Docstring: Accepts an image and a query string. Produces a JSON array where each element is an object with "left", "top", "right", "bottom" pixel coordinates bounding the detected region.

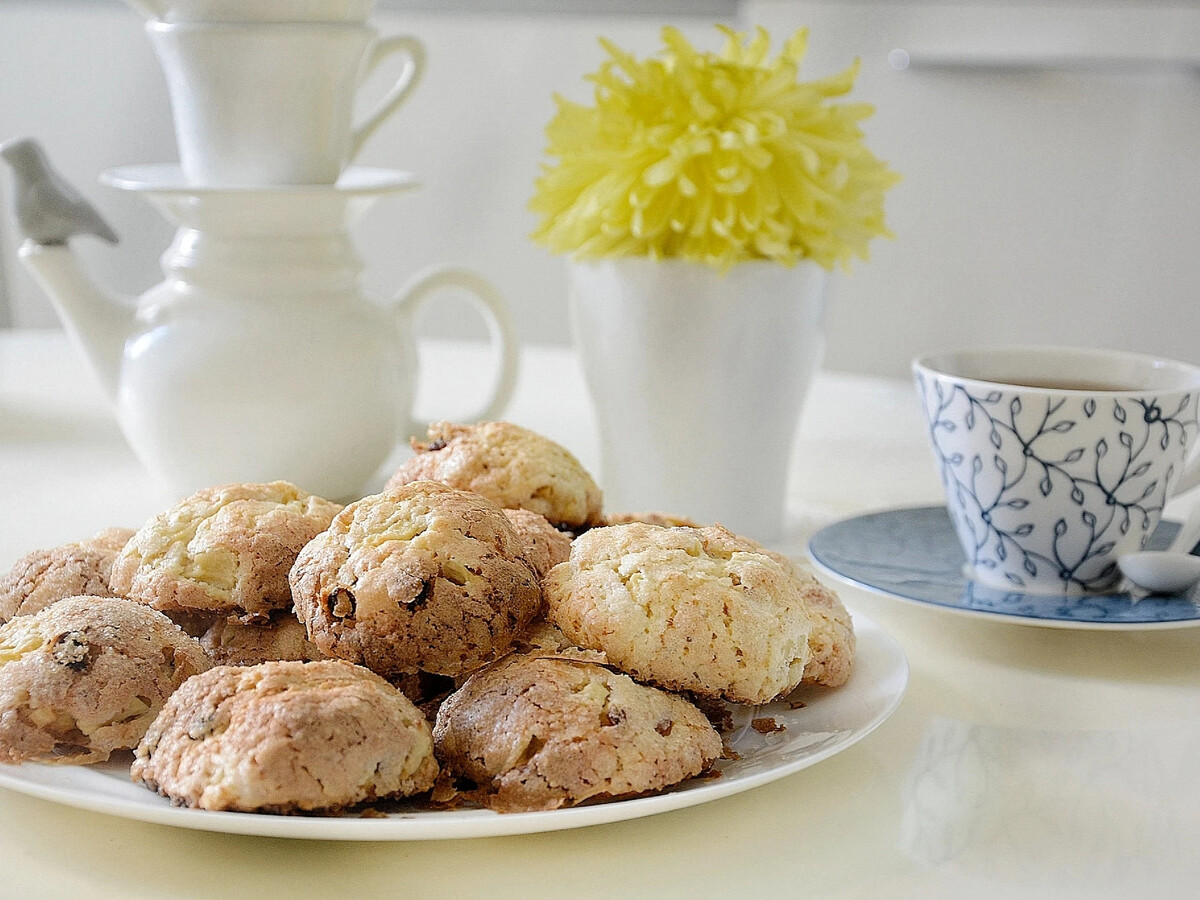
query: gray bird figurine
[{"left": 0, "top": 137, "right": 119, "bottom": 246}]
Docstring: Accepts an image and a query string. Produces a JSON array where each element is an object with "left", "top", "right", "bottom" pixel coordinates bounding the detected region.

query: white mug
[
  {"left": 915, "top": 346, "right": 1200, "bottom": 594},
  {"left": 127, "top": 0, "right": 376, "bottom": 23},
  {"left": 147, "top": 20, "right": 424, "bottom": 185}
]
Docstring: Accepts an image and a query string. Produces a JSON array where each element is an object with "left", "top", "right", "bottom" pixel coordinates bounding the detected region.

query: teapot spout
[
  {"left": 18, "top": 242, "right": 134, "bottom": 401},
  {"left": 2, "top": 138, "right": 133, "bottom": 401}
]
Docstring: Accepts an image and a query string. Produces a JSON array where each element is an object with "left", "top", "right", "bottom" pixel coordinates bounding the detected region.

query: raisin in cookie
[
  {"left": 503, "top": 508, "right": 571, "bottom": 579},
  {"left": 132, "top": 660, "right": 438, "bottom": 813},
  {"left": 0, "top": 527, "right": 135, "bottom": 624},
  {"left": 199, "top": 613, "right": 324, "bottom": 667},
  {"left": 434, "top": 654, "right": 721, "bottom": 812},
  {"left": 111, "top": 482, "right": 341, "bottom": 623},
  {"left": 386, "top": 422, "right": 603, "bottom": 529},
  {"left": 0, "top": 596, "right": 210, "bottom": 764},
  {"left": 544, "top": 523, "right": 816, "bottom": 705},
  {"left": 290, "top": 482, "right": 541, "bottom": 678}
]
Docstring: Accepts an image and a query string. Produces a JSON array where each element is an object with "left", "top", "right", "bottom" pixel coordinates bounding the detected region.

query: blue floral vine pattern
[{"left": 916, "top": 373, "right": 1199, "bottom": 592}]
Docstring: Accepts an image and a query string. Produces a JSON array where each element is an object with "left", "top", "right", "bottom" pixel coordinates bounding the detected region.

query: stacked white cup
[{"left": 129, "top": 0, "right": 425, "bottom": 185}]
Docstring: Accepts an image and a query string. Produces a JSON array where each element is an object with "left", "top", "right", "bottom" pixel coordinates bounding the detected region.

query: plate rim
[
  {"left": 807, "top": 504, "right": 1200, "bottom": 632},
  {"left": 0, "top": 610, "right": 908, "bottom": 841}
]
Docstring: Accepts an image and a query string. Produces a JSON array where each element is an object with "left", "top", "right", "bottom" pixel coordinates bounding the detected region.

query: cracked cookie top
[
  {"left": 110, "top": 482, "right": 341, "bottom": 623},
  {"left": 544, "top": 523, "right": 817, "bottom": 705},
  {"left": 433, "top": 653, "right": 721, "bottom": 812},
  {"left": 0, "top": 527, "right": 135, "bottom": 624},
  {"left": 132, "top": 659, "right": 438, "bottom": 813},
  {"left": 385, "top": 422, "right": 604, "bottom": 529},
  {"left": 0, "top": 596, "right": 211, "bottom": 764},
  {"left": 290, "top": 482, "right": 542, "bottom": 678}
]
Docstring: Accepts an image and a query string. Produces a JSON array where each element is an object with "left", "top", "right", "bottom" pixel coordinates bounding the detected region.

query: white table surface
[{"left": 2, "top": 329, "right": 1199, "bottom": 899}]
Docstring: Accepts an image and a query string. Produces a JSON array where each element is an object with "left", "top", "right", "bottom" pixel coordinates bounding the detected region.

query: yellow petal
[{"left": 530, "top": 24, "right": 898, "bottom": 271}]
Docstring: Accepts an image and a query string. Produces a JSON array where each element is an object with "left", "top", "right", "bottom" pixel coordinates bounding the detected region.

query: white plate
[{"left": 0, "top": 612, "right": 907, "bottom": 841}]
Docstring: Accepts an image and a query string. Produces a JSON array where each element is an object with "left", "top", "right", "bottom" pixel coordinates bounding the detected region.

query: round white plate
[
  {"left": 809, "top": 506, "right": 1200, "bottom": 630},
  {"left": 0, "top": 612, "right": 906, "bottom": 841}
]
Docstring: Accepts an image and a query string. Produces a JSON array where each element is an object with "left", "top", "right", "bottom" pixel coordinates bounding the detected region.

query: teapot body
[
  {"left": 117, "top": 220, "right": 414, "bottom": 501},
  {"left": 119, "top": 278, "right": 415, "bottom": 502}
]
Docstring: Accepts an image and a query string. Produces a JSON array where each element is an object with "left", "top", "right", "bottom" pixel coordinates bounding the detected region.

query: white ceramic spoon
[{"left": 1118, "top": 497, "right": 1200, "bottom": 594}]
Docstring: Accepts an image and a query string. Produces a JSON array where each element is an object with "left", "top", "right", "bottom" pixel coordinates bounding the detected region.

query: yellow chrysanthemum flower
[{"left": 530, "top": 26, "right": 899, "bottom": 271}]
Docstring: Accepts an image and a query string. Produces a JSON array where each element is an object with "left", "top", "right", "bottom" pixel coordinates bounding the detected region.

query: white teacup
[
  {"left": 914, "top": 346, "right": 1200, "bottom": 594},
  {"left": 127, "top": 0, "right": 376, "bottom": 24},
  {"left": 147, "top": 21, "right": 424, "bottom": 185}
]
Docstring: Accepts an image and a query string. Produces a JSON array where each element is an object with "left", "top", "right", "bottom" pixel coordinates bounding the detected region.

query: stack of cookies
[{"left": 0, "top": 421, "right": 854, "bottom": 814}]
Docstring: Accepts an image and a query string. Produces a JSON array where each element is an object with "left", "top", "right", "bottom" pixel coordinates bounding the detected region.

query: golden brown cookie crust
[
  {"left": 756, "top": 548, "right": 855, "bottom": 688},
  {"left": 544, "top": 523, "right": 815, "bottom": 705},
  {"left": 0, "top": 527, "right": 135, "bottom": 624},
  {"left": 605, "top": 512, "right": 701, "bottom": 528},
  {"left": 0, "top": 596, "right": 211, "bottom": 764},
  {"left": 110, "top": 482, "right": 341, "bottom": 623},
  {"left": 433, "top": 654, "right": 721, "bottom": 812},
  {"left": 200, "top": 613, "right": 325, "bottom": 667},
  {"left": 511, "top": 619, "right": 609, "bottom": 665},
  {"left": 503, "top": 508, "right": 572, "bottom": 579},
  {"left": 132, "top": 660, "right": 438, "bottom": 813},
  {"left": 290, "top": 482, "right": 542, "bottom": 678},
  {"left": 385, "top": 422, "right": 603, "bottom": 529}
]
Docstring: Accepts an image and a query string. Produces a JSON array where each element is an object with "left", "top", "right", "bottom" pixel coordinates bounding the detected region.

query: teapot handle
[{"left": 390, "top": 267, "right": 519, "bottom": 440}]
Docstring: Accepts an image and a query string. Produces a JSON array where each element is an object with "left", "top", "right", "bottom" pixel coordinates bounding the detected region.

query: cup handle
[
  {"left": 1171, "top": 442, "right": 1200, "bottom": 495},
  {"left": 390, "top": 267, "right": 520, "bottom": 439},
  {"left": 350, "top": 34, "right": 426, "bottom": 162}
]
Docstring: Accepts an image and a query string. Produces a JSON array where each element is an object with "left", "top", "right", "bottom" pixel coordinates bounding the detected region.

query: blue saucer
[{"left": 808, "top": 506, "right": 1200, "bottom": 629}]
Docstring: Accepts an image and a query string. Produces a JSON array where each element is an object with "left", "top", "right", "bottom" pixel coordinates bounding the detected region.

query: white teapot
[{"left": 2, "top": 141, "right": 517, "bottom": 501}]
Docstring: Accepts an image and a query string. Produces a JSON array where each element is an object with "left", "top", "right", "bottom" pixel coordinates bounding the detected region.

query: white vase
[{"left": 567, "top": 257, "right": 828, "bottom": 542}]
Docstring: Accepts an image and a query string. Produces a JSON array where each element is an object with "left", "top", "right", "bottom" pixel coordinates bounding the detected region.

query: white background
[{"left": 2, "top": 0, "right": 1199, "bottom": 377}]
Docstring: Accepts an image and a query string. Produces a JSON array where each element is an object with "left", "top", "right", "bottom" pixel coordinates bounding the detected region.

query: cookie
[
  {"left": 757, "top": 549, "right": 855, "bottom": 688},
  {"left": 290, "top": 482, "right": 541, "bottom": 678},
  {"left": 605, "top": 512, "right": 701, "bottom": 528},
  {"left": 544, "top": 523, "right": 815, "bottom": 705},
  {"left": 0, "top": 527, "right": 135, "bottom": 623},
  {"left": 0, "top": 596, "right": 210, "bottom": 764},
  {"left": 199, "top": 613, "right": 324, "bottom": 667},
  {"left": 503, "top": 508, "right": 571, "bottom": 579},
  {"left": 385, "top": 422, "right": 603, "bottom": 529},
  {"left": 163, "top": 610, "right": 220, "bottom": 639},
  {"left": 511, "top": 619, "right": 608, "bottom": 665},
  {"left": 132, "top": 660, "right": 438, "bottom": 813},
  {"left": 110, "top": 482, "right": 341, "bottom": 623},
  {"left": 433, "top": 654, "right": 721, "bottom": 812},
  {"left": 389, "top": 671, "right": 459, "bottom": 724}
]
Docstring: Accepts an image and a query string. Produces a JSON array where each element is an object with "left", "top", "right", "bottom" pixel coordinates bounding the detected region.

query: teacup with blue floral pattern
[{"left": 915, "top": 347, "right": 1200, "bottom": 594}]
